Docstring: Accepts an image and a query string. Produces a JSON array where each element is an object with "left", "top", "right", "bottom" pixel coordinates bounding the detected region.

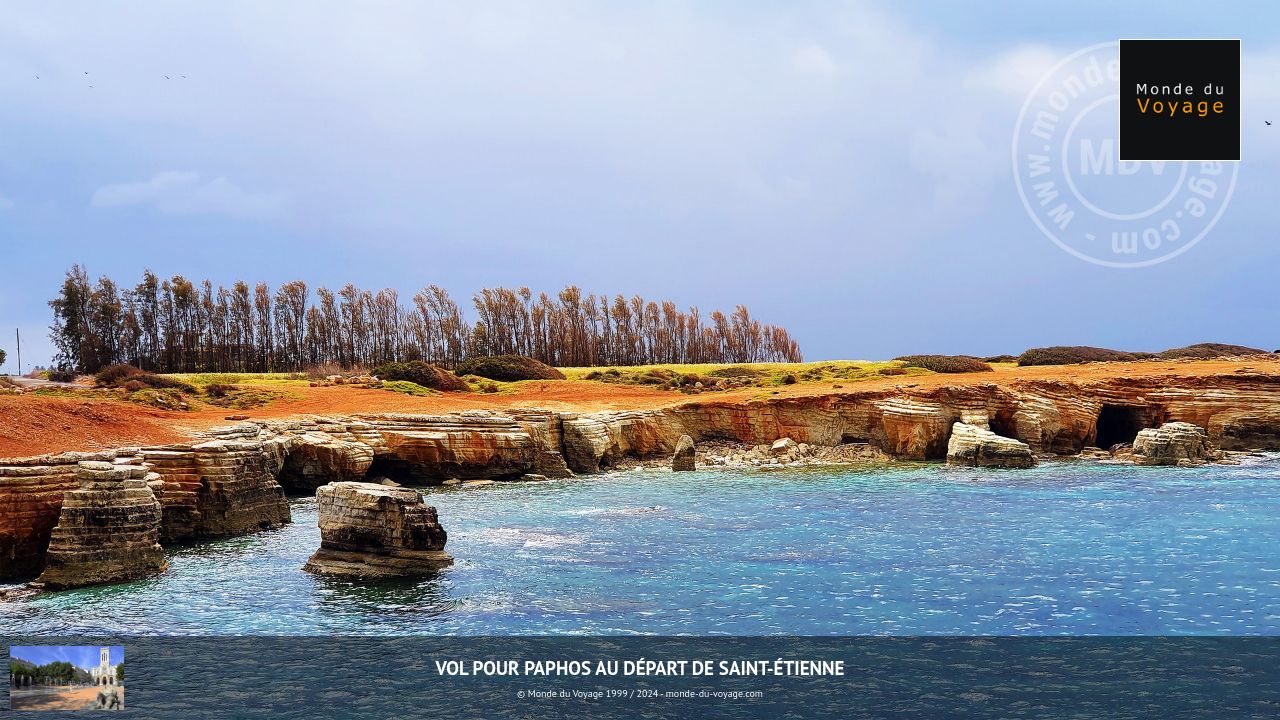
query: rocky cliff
[
  {"left": 0, "top": 449, "right": 138, "bottom": 578},
  {"left": 35, "top": 461, "right": 168, "bottom": 589},
  {"left": 3, "top": 369, "right": 1280, "bottom": 581},
  {"left": 303, "top": 481, "right": 452, "bottom": 578}
]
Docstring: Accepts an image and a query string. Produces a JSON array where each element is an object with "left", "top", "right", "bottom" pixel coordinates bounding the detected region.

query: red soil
[{"left": 2, "top": 357, "right": 1276, "bottom": 458}]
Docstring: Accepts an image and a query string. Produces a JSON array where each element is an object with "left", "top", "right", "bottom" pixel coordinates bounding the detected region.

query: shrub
[
  {"left": 1157, "top": 343, "right": 1269, "bottom": 359},
  {"left": 1016, "top": 346, "right": 1140, "bottom": 366},
  {"left": 126, "top": 388, "right": 189, "bottom": 410},
  {"left": 708, "top": 366, "right": 767, "bottom": 379},
  {"left": 95, "top": 364, "right": 145, "bottom": 386},
  {"left": 140, "top": 375, "right": 197, "bottom": 392},
  {"left": 635, "top": 369, "right": 675, "bottom": 385},
  {"left": 379, "top": 380, "right": 438, "bottom": 397},
  {"left": 94, "top": 364, "right": 196, "bottom": 393},
  {"left": 454, "top": 355, "right": 565, "bottom": 381},
  {"left": 47, "top": 369, "right": 77, "bottom": 382},
  {"left": 372, "top": 361, "right": 470, "bottom": 392},
  {"left": 894, "top": 355, "right": 993, "bottom": 373},
  {"left": 779, "top": 373, "right": 798, "bottom": 385},
  {"left": 981, "top": 354, "right": 1018, "bottom": 364},
  {"left": 205, "top": 383, "right": 235, "bottom": 398},
  {"left": 879, "top": 367, "right": 907, "bottom": 376},
  {"left": 305, "top": 362, "right": 363, "bottom": 380}
]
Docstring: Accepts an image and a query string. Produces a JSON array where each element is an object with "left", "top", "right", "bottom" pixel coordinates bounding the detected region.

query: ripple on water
[{"left": 5, "top": 461, "right": 1280, "bottom": 635}]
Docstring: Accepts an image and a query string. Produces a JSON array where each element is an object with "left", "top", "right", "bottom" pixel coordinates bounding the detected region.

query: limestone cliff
[
  {"left": 4, "top": 369, "right": 1280, "bottom": 581},
  {"left": 0, "top": 450, "right": 137, "bottom": 579},
  {"left": 35, "top": 461, "right": 168, "bottom": 589},
  {"left": 303, "top": 481, "right": 452, "bottom": 578}
]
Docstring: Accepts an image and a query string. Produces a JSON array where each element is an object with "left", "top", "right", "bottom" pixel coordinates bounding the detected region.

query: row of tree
[
  {"left": 9, "top": 658, "right": 93, "bottom": 685},
  {"left": 48, "top": 266, "right": 803, "bottom": 373}
]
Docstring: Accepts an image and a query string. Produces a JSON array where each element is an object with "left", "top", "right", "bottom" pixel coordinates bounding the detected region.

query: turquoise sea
[{"left": 6, "top": 458, "right": 1280, "bottom": 636}]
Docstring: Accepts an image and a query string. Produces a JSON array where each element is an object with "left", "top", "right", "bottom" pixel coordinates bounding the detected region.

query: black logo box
[{"left": 1119, "top": 39, "right": 1240, "bottom": 161}]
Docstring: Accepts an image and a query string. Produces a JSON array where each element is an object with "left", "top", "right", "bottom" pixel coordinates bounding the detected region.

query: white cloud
[
  {"left": 792, "top": 43, "right": 841, "bottom": 77},
  {"left": 90, "top": 171, "right": 285, "bottom": 220},
  {"left": 963, "top": 44, "right": 1061, "bottom": 97}
]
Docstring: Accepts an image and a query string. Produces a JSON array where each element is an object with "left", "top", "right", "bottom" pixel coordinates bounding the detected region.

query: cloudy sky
[{"left": 1, "top": 1, "right": 1277, "bottom": 369}]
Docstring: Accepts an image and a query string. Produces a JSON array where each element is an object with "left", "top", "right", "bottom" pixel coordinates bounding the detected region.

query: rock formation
[
  {"left": 0, "top": 450, "right": 119, "bottom": 579},
  {"left": 142, "top": 438, "right": 291, "bottom": 542},
  {"left": 35, "top": 461, "right": 168, "bottom": 589},
  {"left": 277, "top": 432, "right": 374, "bottom": 492},
  {"left": 770, "top": 437, "right": 799, "bottom": 456},
  {"left": 6, "top": 368, "right": 1280, "bottom": 581},
  {"left": 1132, "top": 422, "right": 1222, "bottom": 466},
  {"left": 672, "top": 435, "right": 696, "bottom": 471},
  {"left": 303, "top": 482, "right": 453, "bottom": 578},
  {"left": 946, "top": 422, "right": 1036, "bottom": 469},
  {"left": 366, "top": 413, "right": 536, "bottom": 481}
]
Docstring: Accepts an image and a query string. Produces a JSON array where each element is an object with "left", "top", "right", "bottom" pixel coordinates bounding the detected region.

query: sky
[
  {"left": 1, "top": 1, "right": 1278, "bottom": 370},
  {"left": 10, "top": 645, "right": 123, "bottom": 670}
]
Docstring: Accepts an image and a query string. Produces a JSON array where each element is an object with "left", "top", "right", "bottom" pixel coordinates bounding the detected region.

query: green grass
[
  {"left": 165, "top": 372, "right": 313, "bottom": 389},
  {"left": 559, "top": 360, "right": 927, "bottom": 387},
  {"left": 149, "top": 360, "right": 935, "bottom": 402},
  {"left": 203, "top": 387, "right": 286, "bottom": 409},
  {"left": 379, "top": 380, "right": 440, "bottom": 397}
]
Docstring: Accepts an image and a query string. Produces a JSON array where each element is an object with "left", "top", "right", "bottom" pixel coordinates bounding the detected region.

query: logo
[
  {"left": 1013, "top": 41, "right": 1238, "bottom": 268},
  {"left": 1119, "top": 39, "right": 1240, "bottom": 161}
]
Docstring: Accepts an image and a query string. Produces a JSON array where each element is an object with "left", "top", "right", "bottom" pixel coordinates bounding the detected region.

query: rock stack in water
[
  {"left": 303, "top": 482, "right": 453, "bottom": 579},
  {"left": 1132, "top": 422, "right": 1222, "bottom": 465},
  {"left": 36, "top": 461, "right": 168, "bottom": 589},
  {"left": 671, "top": 435, "right": 696, "bottom": 471},
  {"left": 946, "top": 422, "right": 1036, "bottom": 469}
]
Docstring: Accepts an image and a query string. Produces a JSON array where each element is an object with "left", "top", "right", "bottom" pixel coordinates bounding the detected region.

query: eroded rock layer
[
  {"left": 1132, "top": 422, "right": 1222, "bottom": 466},
  {"left": 35, "top": 461, "right": 168, "bottom": 589},
  {"left": 0, "top": 450, "right": 134, "bottom": 579},
  {"left": 303, "top": 481, "right": 452, "bottom": 578},
  {"left": 946, "top": 422, "right": 1036, "bottom": 469},
  {"left": 4, "top": 369, "right": 1280, "bottom": 579}
]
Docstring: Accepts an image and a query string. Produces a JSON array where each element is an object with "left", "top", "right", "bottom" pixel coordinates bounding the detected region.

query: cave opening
[
  {"left": 1094, "top": 404, "right": 1151, "bottom": 449},
  {"left": 988, "top": 411, "right": 1018, "bottom": 439}
]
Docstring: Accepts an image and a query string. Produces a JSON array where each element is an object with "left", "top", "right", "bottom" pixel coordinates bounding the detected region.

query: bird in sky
[
  {"left": 1267, "top": 120, "right": 1273, "bottom": 126},
  {"left": 164, "top": 75, "right": 170, "bottom": 79}
]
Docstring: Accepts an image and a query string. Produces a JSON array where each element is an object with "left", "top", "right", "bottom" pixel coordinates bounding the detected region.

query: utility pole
[{"left": 15, "top": 328, "right": 21, "bottom": 376}]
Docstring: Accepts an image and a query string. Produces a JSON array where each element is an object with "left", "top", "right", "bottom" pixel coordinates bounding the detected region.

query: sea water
[{"left": 6, "top": 458, "right": 1280, "bottom": 636}]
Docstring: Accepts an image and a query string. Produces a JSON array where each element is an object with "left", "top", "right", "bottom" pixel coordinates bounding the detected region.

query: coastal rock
[
  {"left": 8, "top": 364, "right": 1280, "bottom": 585},
  {"left": 672, "top": 435, "right": 696, "bottom": 471},
  {"left": 144, "top": 439, "right": 291, "bottom": 541},
  {"left": 1132, "top": 422, "right": 1221, "bottom": 466},
  {"left": 0, "top": 449, "right": 134, "bottom": 580},
  {"left": 510, "top": 410, "right": 574, "bottom": 478},
  {"left": 303, "top": 482, "right": 453, "bottom": 578},
  {"left": 770, "top": 437, "right": 798, "bottom": 456},
  {"left": 277, "top": 432, "right": 374, "bottom": 492},
  {"left": 561, "top": 410, "right": 678, "bottom": 473},
  {"left": 946, "top": 422, "right": 1035, "bottom": 469},
  {"left": 35, "top": 461, "right": 167, "bottom": 589},
  {"left": 366, "top": 413, "right": 536, "bottom": 481}
]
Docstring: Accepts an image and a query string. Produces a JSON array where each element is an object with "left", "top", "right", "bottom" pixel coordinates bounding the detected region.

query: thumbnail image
[{"left": 9, "top": 646, "right": 124, "bottom": 711}]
